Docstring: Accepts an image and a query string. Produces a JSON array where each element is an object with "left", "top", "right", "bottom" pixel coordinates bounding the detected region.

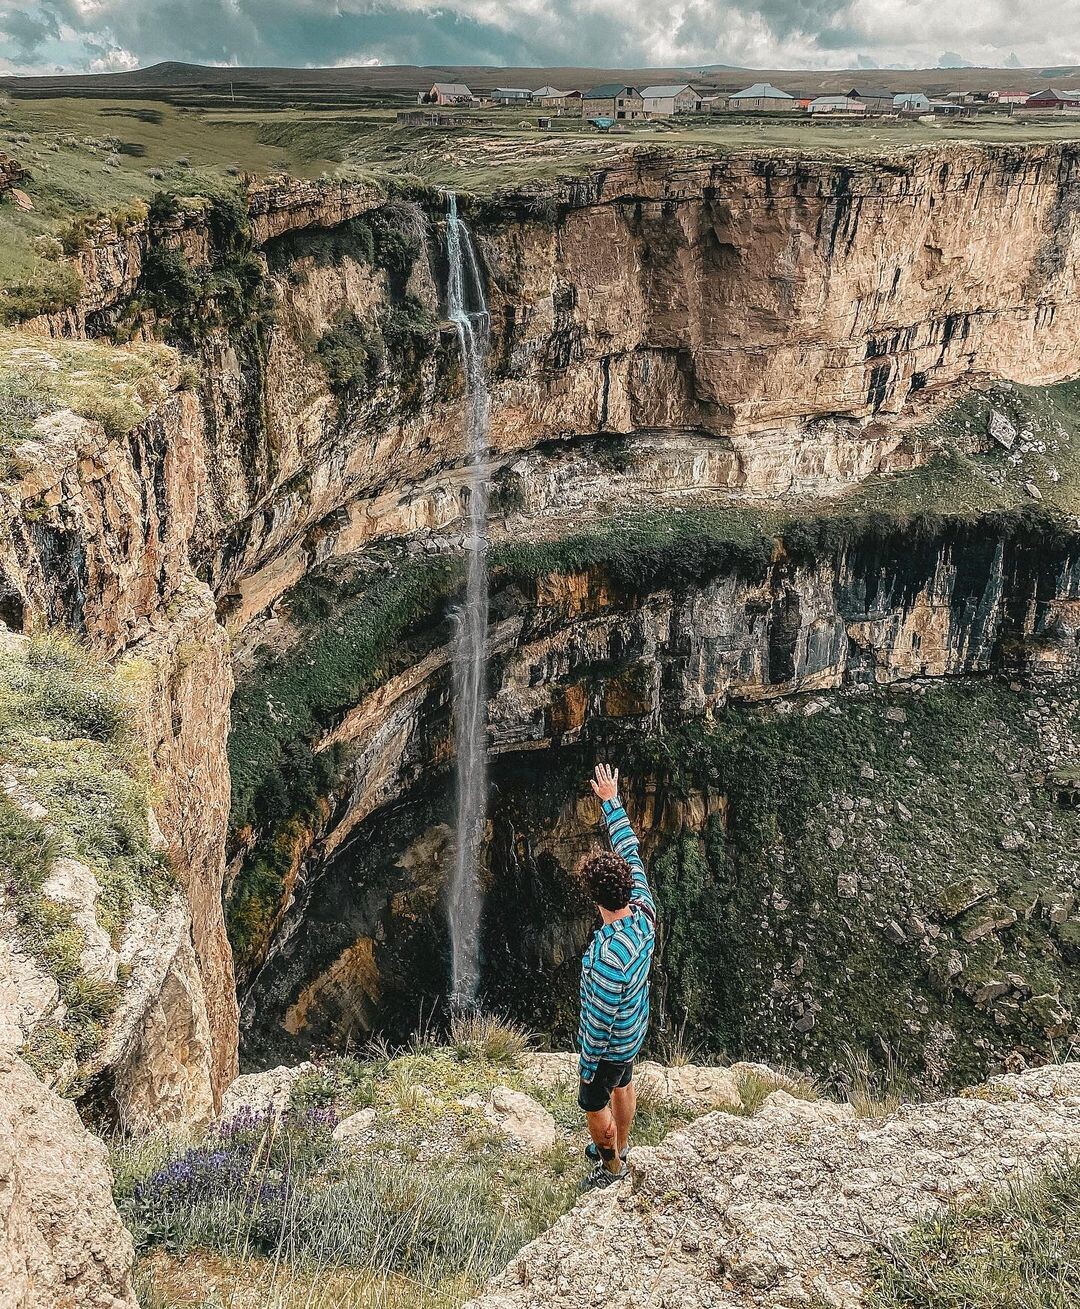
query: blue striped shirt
[{"left": 578, "top": 797, "right": 656, "bottom": 1083}]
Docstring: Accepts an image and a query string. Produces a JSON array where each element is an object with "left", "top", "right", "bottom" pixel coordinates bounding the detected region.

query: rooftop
[
  {"left": 730, "top": 82, "right": 794, "bottom": 100},
  {"left": 583, "top": 83, "right": 639, "bottom": 99},
  {"left": 640, "top": 84, "right": 695, "bottom": 98}
]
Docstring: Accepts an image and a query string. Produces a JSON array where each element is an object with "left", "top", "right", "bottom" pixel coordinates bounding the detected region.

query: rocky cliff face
[
  {"left": 4, "top": 141, "right": 1080, "bottom": 1110},
  {"left": 242, "top": 518, "right": 1078, "bottom": 1083},
  {"left": 0, "top": 1051, "right": 137, "bottom": 1308}
]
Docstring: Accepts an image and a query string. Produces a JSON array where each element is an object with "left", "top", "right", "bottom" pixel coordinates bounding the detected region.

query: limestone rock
[
  {"left": 519, "top": 1051, "right": 580, "bottom": 1090},
  {"left": 988, "top": 410, "right": 1017, "bottom": 449},
  {"left": 482, "top": 1086, "right": 557, "bottom": 1154},
  {"left": 221, "top": 1061, "right": 313, "bottom": 1119},
  {"left": 636, "top": 1061, "right": 743, "bottom": 1111},
  {"left": 97, "top": 898, "right": 215, "bottom": 1130},
  {"left": 0, "top": 937, "right": 60, "bottom": 1052},
  {"left": 41, "top": 857, "right": 118, "bottom": 983},
  {"left": 465, "top": 1064, "right": 1080, "bottom": 1309},
  {"left": 0, "top": 1051, "right": 136, "bottom": 1309},
  {"left": 332, "top": 1107, "right": 376, "bottom": 1144},
  {"left": 757, "top": 1088, "right": 855, "bottom": 1123}
]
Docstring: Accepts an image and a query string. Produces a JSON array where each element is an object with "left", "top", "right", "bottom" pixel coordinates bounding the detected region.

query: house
[
  {"left": 727, "top": 81, "right": 797, "bottom": 111},
  {"left": 534, "top": 86, "right": 581, "bottom": 112},
  {"left": 847, "top": 86, "right": 895, "bottom": 113},
  {"left": 640, "top": 84, "right": 703, "bottom": 116},
  {"left": 492, "top": 87, "right": 533, "bottom": 105},
  {"left": 702, "top": 93, "right": 730, "bottom": 113},
  {"left": 420, "top": 82, "right": 475, "bottom": 106},
  {"left": 990, "top": 89, "right": 1031, "bottom": 105},
  {"left": 787, "top": 89, "right": 819, "bottom": 110},
  {"left": 894, "top": 92, "right": 931, "bottom": 113},
  {"left": 1022, "top": 87, "right": 1080, "bottom": 110},
  {"left": 928, "top": 99, "right": 973, "bottom": 116},
  {"left": 809, "top": 94, "right": 866, "bottom": 114},
  {"left": 581, "top": 84, "right": 644, "bottom": 119}
]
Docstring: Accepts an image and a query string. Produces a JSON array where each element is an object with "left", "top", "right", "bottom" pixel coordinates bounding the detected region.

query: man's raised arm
[{"left": 590, "top": 763, "right": 655, "bottom": 918}]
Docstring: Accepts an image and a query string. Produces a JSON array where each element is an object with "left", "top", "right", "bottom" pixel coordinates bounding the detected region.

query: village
[{"left": 411, "top": 78, "right": 1080, "bottom": 127}]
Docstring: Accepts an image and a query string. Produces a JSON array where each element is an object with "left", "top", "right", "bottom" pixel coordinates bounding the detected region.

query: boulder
[
  {"left": 466, "top": 1064, "right": 1080, "bottom": 1309},
  {"left": 221, "top": 1060, "right": 313, "bottom": 1119},
  {"left": 636, "top": 1061, "right": 743, "bottom": 1111},
  {"left": 332, "top": 1107, "right": 376, "bottom": 1144},
  {"left": 0, "top": 1051, "right": 137, "bottom": 1308},
  {"left": 482, "top": 1086, "right": 557, "bottom": 1154},
  {"left": 757, "top": 1088, "right": 855, "bottom": 1124}
]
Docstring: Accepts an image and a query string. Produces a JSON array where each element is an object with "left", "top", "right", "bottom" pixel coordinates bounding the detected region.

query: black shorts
[{"left": 577, "top": 1058, "right": 634, "bottom": 1113}]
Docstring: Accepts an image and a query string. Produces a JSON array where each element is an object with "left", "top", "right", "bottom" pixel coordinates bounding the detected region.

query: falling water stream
[{"left": 445, "top": 192, "right": 492, "bottom": 1006}]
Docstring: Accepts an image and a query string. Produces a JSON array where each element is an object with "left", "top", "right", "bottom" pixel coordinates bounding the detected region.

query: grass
[
  {"left": 115, "top": 1024, "right": 721, "bottom": 1309},
  {"left": 0, "top": 93, "right": 336, "bottom": 314},
  {"left": 864, "top": 1159, "right": 1080, "bottom": 1308},
  {"left": 0, "top": 330, "right": 177, "bottom": 471},
  {"left": 0, "top": 631, "right": 170, "bottom": 1085}
]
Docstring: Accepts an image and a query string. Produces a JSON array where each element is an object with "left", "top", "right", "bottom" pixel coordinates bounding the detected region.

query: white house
[
  {"left": 492, "top": 87, "right": 533, "bottom": 105},
  {"left": 421, "top": 82, "right": 474, "bottom": 106},
  {"left": 728, "top": 82, "right": 797, "bottom": 111},
  {"left": 894, "top": 93, "right": 931, "bottom": 113},
  {"left": 640, "top": 84, "right": 702, "bottom": 116},
  {"left": 808, "top": 94, "right": 866, "bottom": 114}
]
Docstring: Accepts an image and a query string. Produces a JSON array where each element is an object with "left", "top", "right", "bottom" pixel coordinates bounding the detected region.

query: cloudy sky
[{"left": 0, "top": 0, "right": 1076, "bottom": 75}]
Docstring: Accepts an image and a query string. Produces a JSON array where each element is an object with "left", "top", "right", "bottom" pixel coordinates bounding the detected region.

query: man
[{"left": 577, "top": 762, "right": 656, "bottom": 1187}]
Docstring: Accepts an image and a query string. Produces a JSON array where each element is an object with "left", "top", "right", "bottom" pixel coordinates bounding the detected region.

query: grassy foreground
[
  {"left": 116, "top": 1013, "right": 769, "bottom": 1309},
  {"left": 865, "top": 1159, "right": 1080, "bottom": 1309}
]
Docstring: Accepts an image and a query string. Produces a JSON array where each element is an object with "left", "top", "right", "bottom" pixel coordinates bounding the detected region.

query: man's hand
[{"left": 590, "top": 762, "right": 620, "bottom": 803}]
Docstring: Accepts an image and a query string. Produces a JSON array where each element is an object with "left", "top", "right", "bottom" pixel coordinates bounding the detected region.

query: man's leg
[
  {"left": 610, "top": 1080, "right": 636, "bottom": 1155},
  {"left": 585, "top": 1107, "right": 621, "bottom": 1172}
]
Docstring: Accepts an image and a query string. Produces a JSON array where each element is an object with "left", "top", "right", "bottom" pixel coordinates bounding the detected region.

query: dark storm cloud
[
  {"left": 1, "top": 0, "right": 1078, "bottom": 74},
  {"left": 0, "top": 4, "right": 59, "bottom": 58}
]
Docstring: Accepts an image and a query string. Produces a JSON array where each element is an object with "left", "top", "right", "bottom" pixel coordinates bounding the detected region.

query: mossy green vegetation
[
  {"left": 110, "top": 192, "right": 276, "bottom": 346},
  {"left": 0, "top": 632, "right": 169, "bottom": 1085},
  {"left": 627, "top": 678, "right": 1079, "bottom": 1085},
  {"left": 863, "top": 1158, "right": 1080, "bottom": 1309}
]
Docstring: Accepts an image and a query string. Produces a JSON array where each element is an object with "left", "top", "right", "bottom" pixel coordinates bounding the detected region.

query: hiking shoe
[
  {"left": 583, "top": 1159, "right": 628, "bottom": 1190},
  {"left": 585, "top": 1142, "right": 629, "bottom": 1164}
]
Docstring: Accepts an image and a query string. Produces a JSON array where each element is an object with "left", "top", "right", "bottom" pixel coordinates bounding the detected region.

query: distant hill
[{"left": 3, "top": 59, "right": 1080, "bottom": 106}]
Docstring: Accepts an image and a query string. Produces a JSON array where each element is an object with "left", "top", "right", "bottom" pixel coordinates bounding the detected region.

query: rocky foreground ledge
[{"left": 468, "top": 1064, "right": 1080, "bottom": 1309}]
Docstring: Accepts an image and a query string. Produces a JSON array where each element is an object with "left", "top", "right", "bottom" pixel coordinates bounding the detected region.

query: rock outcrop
[
  {"left": 0, "top": 347, "right": 236, "bottom": 1116},
  {"left": 466, "top": 1063, "right": 1080, "bottom": 1308},
  {"left": 0, "top": 1051, "right": 137, "bottom": 1309}
]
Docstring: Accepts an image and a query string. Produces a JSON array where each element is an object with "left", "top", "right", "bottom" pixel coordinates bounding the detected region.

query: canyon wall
[
  {"left": 239, "top": 516, "right": 1080, "bottom": 1085},
  {"left": 3, "top": 139, "right": 1080, "bottom": 1105}
]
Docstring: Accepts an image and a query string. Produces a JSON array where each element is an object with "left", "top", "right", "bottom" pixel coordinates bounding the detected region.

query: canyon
[{"left": 0, "top": 137, "right": 1078, "bottom": 1136}]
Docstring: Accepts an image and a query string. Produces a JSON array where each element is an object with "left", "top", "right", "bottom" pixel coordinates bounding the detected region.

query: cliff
[{"left": 2, "top": 140, "right": 1080, "bottom": 1117}]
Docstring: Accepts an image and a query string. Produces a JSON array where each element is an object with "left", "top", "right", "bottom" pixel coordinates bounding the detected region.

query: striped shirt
[{"left": 578, "top": 796, "right": 656, "bottom": 1083}]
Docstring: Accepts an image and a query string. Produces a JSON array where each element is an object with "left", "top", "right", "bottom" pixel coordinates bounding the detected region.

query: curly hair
[{"left": 577, "top": 849, "right": 633, "bottom": 912}]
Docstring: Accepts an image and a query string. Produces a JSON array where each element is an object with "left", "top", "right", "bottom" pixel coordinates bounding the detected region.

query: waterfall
[{"left": 445, "top": 192, "right": 491, "bottom": 1006}]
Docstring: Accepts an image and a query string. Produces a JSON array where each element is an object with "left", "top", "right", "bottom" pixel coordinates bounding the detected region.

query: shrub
[
  {"left": 315, "top": 314, "right": 384, "bottom": 392},
  {"left": 290, "top": 1055, "right": 381, "bottom": 1114},
  {"left": 449, "top": 1010, "right": 530, "bottom": 1066}
]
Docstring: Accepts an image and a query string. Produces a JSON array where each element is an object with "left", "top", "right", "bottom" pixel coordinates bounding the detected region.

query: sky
[{"left": 0, "top": 0, "right": 1076, "bottom": 76}]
